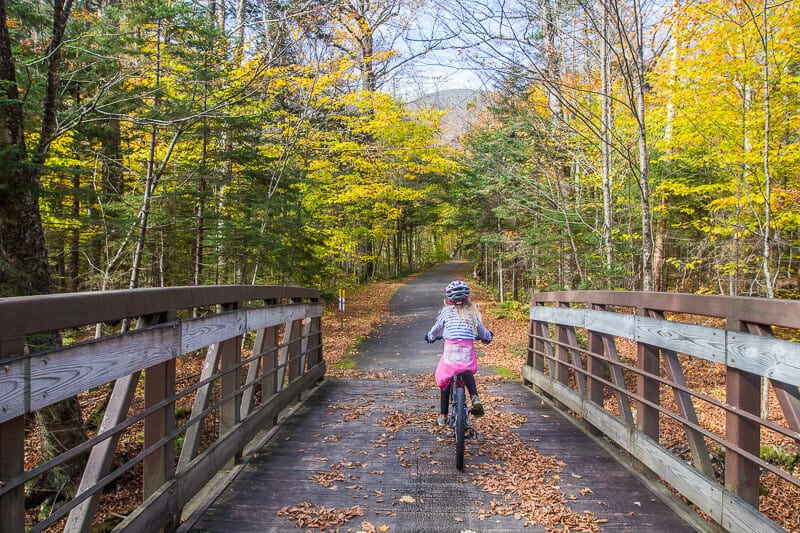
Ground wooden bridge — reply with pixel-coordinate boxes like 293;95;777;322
0;265;798;532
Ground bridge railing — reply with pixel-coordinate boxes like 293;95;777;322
0;286;324;533
525;291;799;533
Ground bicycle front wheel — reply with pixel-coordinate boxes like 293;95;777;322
453;386;466;471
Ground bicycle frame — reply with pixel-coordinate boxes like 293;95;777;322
448;373;477;470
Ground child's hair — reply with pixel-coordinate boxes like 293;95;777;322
445;299;482;336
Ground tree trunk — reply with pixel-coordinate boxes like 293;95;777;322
0;0;88;505
653;195;667;291
538;0;564;123
600;0;614;278
755;0;774;420
69;174;81;290
759;0;774;299
195;177;206;286
130;20;163;291
632;0;654;291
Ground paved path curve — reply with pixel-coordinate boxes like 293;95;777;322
188;262;694;532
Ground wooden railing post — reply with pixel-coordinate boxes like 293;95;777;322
530;306;554;397
528;303;548;378
587;304;606;409
300;318;311;374
219;302;243;469
241;299;278;418
283;318;304;386
554;302;571;386
143;311;177;509
524;319;536;389
725;318;761;506
310;315;323;369
0;337;25;533
636;308;660;441
260;326;279;400
744;322;800;434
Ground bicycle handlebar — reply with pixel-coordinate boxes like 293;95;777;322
425;334;492;344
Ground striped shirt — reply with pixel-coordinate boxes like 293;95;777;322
427;305;493;342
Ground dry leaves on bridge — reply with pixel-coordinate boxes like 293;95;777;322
276;501;365;529
319;278;602;532
318;274;799;531
372;379;603;532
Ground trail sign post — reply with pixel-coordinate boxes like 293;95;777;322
338;288;345;329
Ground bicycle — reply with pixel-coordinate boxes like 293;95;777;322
425;333;488;471
447;372;478;471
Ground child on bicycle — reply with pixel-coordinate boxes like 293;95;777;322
424;280;493;426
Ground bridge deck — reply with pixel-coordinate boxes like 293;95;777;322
183;262;694;532
185;377;694;533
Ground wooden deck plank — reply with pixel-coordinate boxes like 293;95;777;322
188;377;694;533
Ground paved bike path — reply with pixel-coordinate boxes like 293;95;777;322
189;262;694;532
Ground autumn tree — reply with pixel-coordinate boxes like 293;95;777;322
649;0;800;295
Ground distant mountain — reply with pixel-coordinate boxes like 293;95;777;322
407;89;488;146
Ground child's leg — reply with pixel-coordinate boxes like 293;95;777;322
462;372;478;398
464;372;484;416
440;383;451;415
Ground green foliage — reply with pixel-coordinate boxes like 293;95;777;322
8;0;800;303
331;358;358;371
491;300;529;321
37;498;53;522
2;0;463;296
760;444;800;471
491;366;517;379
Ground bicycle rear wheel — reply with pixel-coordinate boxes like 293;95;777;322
453;385;466;471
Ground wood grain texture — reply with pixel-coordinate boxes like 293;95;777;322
28;325;179;412
531;305;585;328
181;312;246;354
727;331;800;387
586;308;635;337
635;315;725;364
0;358;26;421
245;303;322;332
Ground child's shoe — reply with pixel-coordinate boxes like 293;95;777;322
471;397;484;417
437;414;447;426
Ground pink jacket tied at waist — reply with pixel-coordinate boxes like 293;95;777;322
435;339;477;390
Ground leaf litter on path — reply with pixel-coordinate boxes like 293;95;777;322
278;272;605;532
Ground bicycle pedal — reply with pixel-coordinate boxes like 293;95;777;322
466;428;478;439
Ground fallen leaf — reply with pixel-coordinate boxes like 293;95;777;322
399;495;416;504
